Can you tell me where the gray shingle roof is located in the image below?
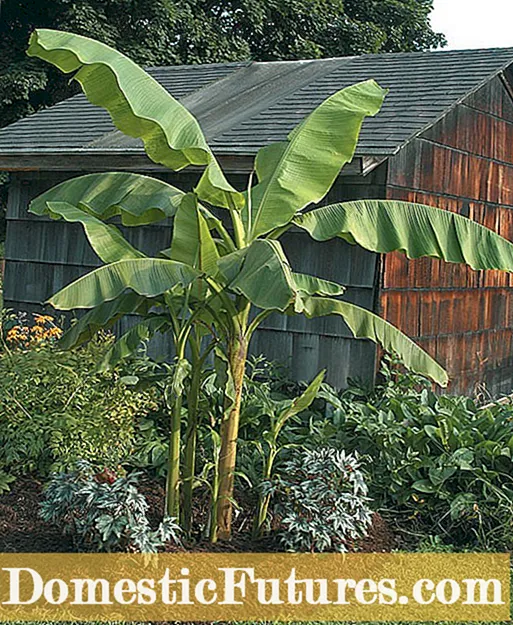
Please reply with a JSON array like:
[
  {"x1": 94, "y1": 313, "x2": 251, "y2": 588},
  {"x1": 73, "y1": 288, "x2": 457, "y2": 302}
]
[
  {"x1": 1, "y1": 47, "x2": 513, "y2": 160},
  {"x1": 0, "y1": 62, "x2": 248, "y2": 153}
]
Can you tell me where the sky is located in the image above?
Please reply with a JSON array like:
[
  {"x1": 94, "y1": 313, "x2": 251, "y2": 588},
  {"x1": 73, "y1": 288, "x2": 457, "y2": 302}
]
[{"x1": 431, "y1": 0, "x2": 513, "y2": 50}]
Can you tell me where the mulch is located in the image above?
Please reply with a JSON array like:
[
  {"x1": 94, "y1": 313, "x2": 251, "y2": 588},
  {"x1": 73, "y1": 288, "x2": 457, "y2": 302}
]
[
  {"x1": 0, "y1": 475, "x2": 397, "y2": 553},
  {"x1": 0, "y1": 475, "x2": 74, "y2": 552}
]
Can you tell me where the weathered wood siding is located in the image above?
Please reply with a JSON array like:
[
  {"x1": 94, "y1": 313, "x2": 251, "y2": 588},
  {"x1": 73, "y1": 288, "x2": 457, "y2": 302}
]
[
  {"x1": 4, "y1": 167, "x2": 385, "y2": 388},
  {"x1": 382, "y1": 74, "x2": 513, "y2": 395}
]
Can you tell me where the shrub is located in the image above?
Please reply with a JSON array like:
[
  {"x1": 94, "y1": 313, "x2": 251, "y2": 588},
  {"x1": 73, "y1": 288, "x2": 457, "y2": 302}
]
[
  {"x1": 0, "y1": 316, "x2": 159, "y2": 481},
  {"x1": 310, "y1": 358, "x2": 513, "y2": 549},
  {"x1": 128, "y1": 416, "x2": 169, "y2": 478},
  {"x1": 4, "y1": 311, "x2": 63, "y2": 347},
  {"x1": 40, "y1": 460, "x2": 181, "y2": 553},
  {"x1": 267, "y1": 448, "x2": 373, "y2": 552}
]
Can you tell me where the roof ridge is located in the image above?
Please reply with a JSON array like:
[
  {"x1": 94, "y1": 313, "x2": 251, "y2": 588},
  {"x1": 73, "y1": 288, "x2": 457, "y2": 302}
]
[
  {"x1": 351, "y1": 46, "x2": 513, "y2": 60},
  {"x1": 144, "y1": 47, "x2": 513, "y2": 72},
  {"x1": 145, "y1": 60, "x2": 252, "y2": 71}
]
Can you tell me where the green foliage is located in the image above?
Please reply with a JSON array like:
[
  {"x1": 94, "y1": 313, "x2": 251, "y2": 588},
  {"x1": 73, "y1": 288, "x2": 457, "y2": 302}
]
[
  {"x1": 296, "y1": 199, "x2": 513, "y2": 272},
  {"x1": 122, "y1": 357, "x2": 183, "y2": 479},
  {"x1": 0, "y1": 324, "x2": 158, "y2": 480},
  {"x1": 301, "y1": 297, "x2": 449, "y2": 386},
  {"x1": 0, "y1": 470, "x2": 15, "y2": 494},
  {"x1": 0, "y1": 0, "x2": 182, "y2": 128},
  {"x1": 267, "y1": 447, "x2": 373, "y2": 552},
  {"x1": 0, "y1": 0, "x2": 445, "y2": 274},
  {"x1": 247, "y1": 81, "x2": 385, "y2": 238},
  {"x1": 231, "y1": 361, "x2": 326, "y2": 537},
  {"x1": 0, "y1": 0, "x2": 445, "y2": 130},
  {"x1": 302, "y1": 358, "x2": 513, "y2": 549},
  {"x1": 129, "y1": 416, "x2": 169, "y2": 477},
  {"x1": 40, "y1": 460, "x2": 181, "y2": 552},
  {"x1": 30, "y1": 172, "x2": 185, "y2": 225},
  {"x1": 229, "y1": 355, "x2": 513, "y2": 550}
]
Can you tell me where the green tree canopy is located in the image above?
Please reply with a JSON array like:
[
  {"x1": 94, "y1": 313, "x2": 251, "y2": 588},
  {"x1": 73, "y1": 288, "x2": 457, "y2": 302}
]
[{"x1": 0, "y1": 0, "x2": 445, "y2": 128}]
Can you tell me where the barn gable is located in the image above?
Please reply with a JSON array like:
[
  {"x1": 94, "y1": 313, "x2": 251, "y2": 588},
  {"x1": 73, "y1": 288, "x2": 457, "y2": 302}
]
[{"x1": 383, "y1": 70, "x2": 513, "y2": 395}]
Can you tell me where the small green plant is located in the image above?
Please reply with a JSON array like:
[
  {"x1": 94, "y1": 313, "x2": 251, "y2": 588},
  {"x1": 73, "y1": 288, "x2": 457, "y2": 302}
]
[
  {"x1": 129, "y1": 416, "x2": 169, "y2": 477},
  {"x1": 40, "y1": 461, "x2": 181, "y2": 553},
  {"x1": 0, "y1": 470, "x2": 15, "y2": 494},
  {"x1": 267, "y1": 448, "x2": 373, "y2": 552},
  {"x1": 416, "y1": 535, "x2": 458, "y2": 553},
  {"x1": 244, "y1": 368, "x2": 326, "y2": 538}
]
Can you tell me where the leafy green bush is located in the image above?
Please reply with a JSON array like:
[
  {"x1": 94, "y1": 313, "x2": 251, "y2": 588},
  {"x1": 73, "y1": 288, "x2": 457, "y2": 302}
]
[
  {"x1": 0, "y1": 323, "x2": 159, "y2": 481},
  {"x1": 40, "y1": 461, "x2": 181, "y2": 552},
  {"x1": 267, "y1": 448, "x2": 372, "y2": 552},
  {"x1": 304, "y1": 359, "x2": 513, "y2": 549}
]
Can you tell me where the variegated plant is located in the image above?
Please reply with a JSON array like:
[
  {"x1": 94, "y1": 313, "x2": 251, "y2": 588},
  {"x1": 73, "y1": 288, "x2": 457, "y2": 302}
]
[{"x1": 28, "y1": 29, "x2": 513, "y2": 541}]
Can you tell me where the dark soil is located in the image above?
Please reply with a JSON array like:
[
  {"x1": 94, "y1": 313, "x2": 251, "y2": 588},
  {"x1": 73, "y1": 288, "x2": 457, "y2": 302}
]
[
  {"x1": 0, "y1": 476, "x2": 396, "y2": 553},
  {"x1": 360, "y1": 512, "x2": 397, "y2": 552},
  {"x1": 0, "y1": 476, "x2": 74, "y2": 552}
]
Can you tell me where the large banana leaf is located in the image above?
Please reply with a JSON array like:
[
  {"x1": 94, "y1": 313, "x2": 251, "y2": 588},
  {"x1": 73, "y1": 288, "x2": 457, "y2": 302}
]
[
  {"x1": 170, "y1": 194, "x2": 220, "y2": 275},
  {"x1": 217, "y1": 245, "x2": 346, "y2": 310},
  {"x1": 59, "y1": 292, "x2": 151, "y2": 350},
  {"x1": 296, "y1": 200, "x2": 513, "y2": 271},
  {"x1": 45, "y1": 201, "x2": 144, "y2": 264},
  {"x1": 247, "y1": 80, "x2": 386, "y2": 239},
  {"x1": 301, "y1": 296, "x2": 448, "y2": 387},
  {"x1": 292, "y1": 273, "x2": 345, "y2": 297},
  {"x1": 218, "y1": 240, "x2": 295, "y2": 310},
  {"x1": 100, "y1": 316, "x2": 170, "y2": 371},
  {"x1": 27, "y1": 30, "x2": 243, "y2": 209},
  {"x1": 30, "y1": 172, "x2": 185, "y2": 226},
  {"x1": 49, "y1": 259, "x2": 200, "y2": 309}
]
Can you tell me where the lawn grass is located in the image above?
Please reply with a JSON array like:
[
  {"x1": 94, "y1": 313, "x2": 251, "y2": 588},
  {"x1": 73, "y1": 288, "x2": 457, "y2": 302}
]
[{"x1": 0, "y1": 620, "x2": 511, "y2": 625}]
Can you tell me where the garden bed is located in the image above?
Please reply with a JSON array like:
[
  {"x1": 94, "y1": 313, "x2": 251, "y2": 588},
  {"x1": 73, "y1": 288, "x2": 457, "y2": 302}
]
[{"x1": 0, "y1": 476, "x2": 396, "y2": 554}]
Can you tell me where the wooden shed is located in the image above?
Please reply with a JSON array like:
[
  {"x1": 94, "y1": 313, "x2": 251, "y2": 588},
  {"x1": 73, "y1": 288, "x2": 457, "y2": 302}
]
[{"x1": 1, "y1": 47, "x2": 513, "y2": 395}]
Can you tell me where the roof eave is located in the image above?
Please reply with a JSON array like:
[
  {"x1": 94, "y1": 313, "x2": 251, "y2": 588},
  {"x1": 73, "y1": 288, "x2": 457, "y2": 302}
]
[{"x1": 0, "y1": 150, "x2": 368, "y2": 176}]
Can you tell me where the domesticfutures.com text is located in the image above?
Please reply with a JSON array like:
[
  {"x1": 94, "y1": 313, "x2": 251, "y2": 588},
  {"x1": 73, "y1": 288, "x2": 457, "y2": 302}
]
[{"x1": 1, "y1": 566, "x2": 505, "y2": 607}]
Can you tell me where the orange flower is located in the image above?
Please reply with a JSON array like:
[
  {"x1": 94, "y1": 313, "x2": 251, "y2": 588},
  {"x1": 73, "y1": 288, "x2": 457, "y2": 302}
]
[
  {"x1": 33, "y1": 314, "x2": 54, "y2": 324},
  {"x1": 4, "y1": 314, "x2": 63, "y2": 348}
]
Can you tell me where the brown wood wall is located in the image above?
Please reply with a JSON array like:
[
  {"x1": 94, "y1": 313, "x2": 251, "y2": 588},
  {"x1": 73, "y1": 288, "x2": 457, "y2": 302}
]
[{"x1": 382, "y1": 75, "x2": 513, "y2": 395}]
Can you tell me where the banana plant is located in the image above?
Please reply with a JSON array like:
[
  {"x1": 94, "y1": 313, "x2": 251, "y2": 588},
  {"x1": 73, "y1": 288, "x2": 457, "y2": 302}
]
[{"x1": 27, "y1": 29, "x2": 513, "y2": 541}]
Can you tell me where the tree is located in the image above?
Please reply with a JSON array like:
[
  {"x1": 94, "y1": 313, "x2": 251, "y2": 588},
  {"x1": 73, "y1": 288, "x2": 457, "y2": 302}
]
[
  {"x1": 0, "y1": 0, "x2": 445, "y2": 129},
  {"x1": 29, "y1": 30, "x2": 513, "y2": 541},
  {"x1": 0, "y1": 0, "x2": 181, "y2": 127},
  {"x1": 180, "y1": 0, "x2": 446, "y2": 62}
]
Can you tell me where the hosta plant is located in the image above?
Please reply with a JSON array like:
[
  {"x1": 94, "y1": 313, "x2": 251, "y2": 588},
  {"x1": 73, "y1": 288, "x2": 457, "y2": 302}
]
[
  {"x1": 267, "y1": 448, "x2": 372, "y2": 552},
  {"x1": 27, "y1": 29, "x2": 513, "y2": 541},
  {"x1": 40, "y1": 461, "x2": 181, "y2": 553}
]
